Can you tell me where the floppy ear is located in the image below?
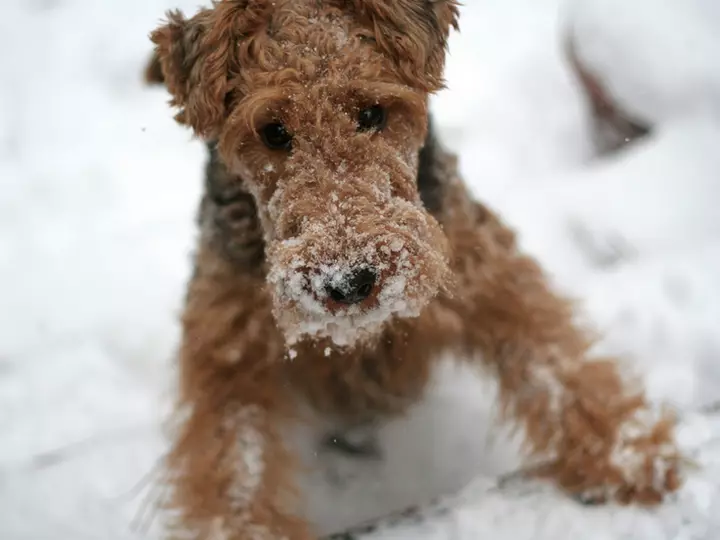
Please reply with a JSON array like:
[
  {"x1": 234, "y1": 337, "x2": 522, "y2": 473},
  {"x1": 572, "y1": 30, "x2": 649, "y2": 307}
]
[
  {"x1": 150, "y1": 8, "x2": 221, "y2": 138},
  {"x1": 149, "y1": 2, "x2": 270, "y2": 139},
  {"x1": 351, "y1": 0, "x2": 460, "y2": 92},
  {"x1": 143, "y1": 51, "x2": 165, "y2": 85}
]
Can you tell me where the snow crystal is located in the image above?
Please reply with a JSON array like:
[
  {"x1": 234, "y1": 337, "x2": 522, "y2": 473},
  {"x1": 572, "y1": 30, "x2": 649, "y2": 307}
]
[{"x1": 389, "y1": 238, "x2": 405, "y2": 253}]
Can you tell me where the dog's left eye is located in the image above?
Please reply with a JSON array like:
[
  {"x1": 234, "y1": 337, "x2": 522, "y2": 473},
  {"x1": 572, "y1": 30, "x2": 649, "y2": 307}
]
[
  {"x1": 357, "y1": 105, "x2": 387, "y2": 132},
  {"x1": 260, "y1": 122, "x2": 293, "y2": 150}
]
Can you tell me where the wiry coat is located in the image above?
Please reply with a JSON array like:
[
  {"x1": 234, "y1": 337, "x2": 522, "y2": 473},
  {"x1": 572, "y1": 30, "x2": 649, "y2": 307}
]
[{"x1": 146, "y1": 1, "x2": 682, "y2": 538}]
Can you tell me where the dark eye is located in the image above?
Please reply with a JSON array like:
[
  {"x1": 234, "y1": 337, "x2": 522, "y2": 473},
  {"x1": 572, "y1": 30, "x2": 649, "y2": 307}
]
[
  {"x1": 357, "y1": 105, "x2": 387, "y2": 132},
  {"x1": 260, "y1": 122, "x2": 293, "y2": 150}
]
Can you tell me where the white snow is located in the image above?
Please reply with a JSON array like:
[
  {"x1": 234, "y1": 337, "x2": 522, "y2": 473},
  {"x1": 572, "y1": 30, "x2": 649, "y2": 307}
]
[
  {"x1": 564, "y1": 0, "x2": 720, "y2": 125},
  {"x1": 287, "y1": 358, "x2": 523, "y2": 536},
  {"x1": 1, "y1": 0, "x2": 720, "y2": 539}
]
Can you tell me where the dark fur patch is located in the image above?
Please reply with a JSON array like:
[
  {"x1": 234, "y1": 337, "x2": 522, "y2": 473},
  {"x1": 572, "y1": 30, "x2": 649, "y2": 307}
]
[
  {"x1": 199, "y1": 142, "x2": 265, "y2": 269},
  {"x1": 416, "y1": 117, "x2": 444, "y2": 214}
]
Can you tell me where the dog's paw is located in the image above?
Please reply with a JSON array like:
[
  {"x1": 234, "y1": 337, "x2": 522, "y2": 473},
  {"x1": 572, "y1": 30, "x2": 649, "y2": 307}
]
[
  {"x1": 610, "y1": 436, "x2": 682, "y2": 505},
  {"x1": 578, "y1": 411, "x2": 683, "y2": 506}
]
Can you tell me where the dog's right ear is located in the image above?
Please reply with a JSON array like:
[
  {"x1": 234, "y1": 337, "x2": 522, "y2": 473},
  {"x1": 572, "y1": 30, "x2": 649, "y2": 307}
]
[
  {"x1": 150, "y1": 9, "x2": 226, "y2": 139},
  {"x1": 350, "y1": 0, "x2": 460, "y2": 92},
  {"x1": 149, "y1": 4, "x2": 270, "y2": 139},
  {"x1": 143, "y1": 51, "x2": 165, "y2": 85}
]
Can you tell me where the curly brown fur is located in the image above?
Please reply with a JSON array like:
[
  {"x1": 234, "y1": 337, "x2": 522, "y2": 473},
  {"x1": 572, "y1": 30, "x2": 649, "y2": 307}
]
[{"x1": 147, "y1": 1, "x2": 682, "y2": 538}]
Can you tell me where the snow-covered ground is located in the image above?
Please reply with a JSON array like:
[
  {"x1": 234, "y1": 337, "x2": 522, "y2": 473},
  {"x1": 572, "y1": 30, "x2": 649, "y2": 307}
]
[{"x1": 1, "y1": 0, "x2": 719, "y2": 538}]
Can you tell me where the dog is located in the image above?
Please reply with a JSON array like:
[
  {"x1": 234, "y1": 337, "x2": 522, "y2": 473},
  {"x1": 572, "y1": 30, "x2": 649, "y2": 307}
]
[{"x1": 145, "y1": 1, "x2": 682, "y2": 538}]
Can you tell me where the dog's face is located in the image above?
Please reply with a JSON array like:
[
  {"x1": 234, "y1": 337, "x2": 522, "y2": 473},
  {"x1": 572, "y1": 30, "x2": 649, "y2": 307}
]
[{"x1": 151, "y1": 0, "x2": 459, "y2": 347}]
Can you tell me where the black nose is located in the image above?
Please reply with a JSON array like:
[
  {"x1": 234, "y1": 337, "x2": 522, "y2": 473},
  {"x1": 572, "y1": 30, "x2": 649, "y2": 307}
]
[{"x1": 325, "y1": 268, "x2": 377, "y2": 305}]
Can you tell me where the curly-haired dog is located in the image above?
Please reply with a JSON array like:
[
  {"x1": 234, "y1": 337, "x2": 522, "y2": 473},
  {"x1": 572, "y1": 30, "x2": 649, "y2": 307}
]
[{"x1": 146, "y1": 1, "x2": 682, "y2": 538}]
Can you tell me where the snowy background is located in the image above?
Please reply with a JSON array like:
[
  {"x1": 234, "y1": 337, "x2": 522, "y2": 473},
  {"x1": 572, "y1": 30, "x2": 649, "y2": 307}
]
[{"x1": 1, "y1": 0, "x2": 720, "y2": 538}]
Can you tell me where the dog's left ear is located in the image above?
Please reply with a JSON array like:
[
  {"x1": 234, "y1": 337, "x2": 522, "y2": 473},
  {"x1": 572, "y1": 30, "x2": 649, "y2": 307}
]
[{"x1": 351, "y1": 0, "x2": 460, "y2": 92}]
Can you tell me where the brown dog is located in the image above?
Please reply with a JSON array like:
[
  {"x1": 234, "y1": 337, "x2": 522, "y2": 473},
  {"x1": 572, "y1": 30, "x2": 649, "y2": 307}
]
[{"x1": 146, "y1": 1, "x2": 682, "y2": 538}]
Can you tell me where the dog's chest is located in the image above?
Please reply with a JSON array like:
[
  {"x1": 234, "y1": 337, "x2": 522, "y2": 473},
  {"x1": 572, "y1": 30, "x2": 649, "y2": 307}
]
[
  {"x1": 284, "y1": 341, "x2": 435, "y2": 422},
  {"x1": 281, "y1": 357, "x2": 525, "y2": 536}
]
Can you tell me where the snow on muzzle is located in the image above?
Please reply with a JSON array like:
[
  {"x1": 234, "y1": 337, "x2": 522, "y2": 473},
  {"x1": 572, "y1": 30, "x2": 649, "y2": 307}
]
[{"x1": 266, "y1": 186, "x2": 451, "y2": 348}]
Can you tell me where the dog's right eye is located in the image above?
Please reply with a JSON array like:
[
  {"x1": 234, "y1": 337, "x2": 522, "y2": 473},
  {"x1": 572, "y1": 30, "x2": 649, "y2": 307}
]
[
  {"x1": 357, "y1": 105, "x2": 387, "y2": 132},
  {"x1": 260, "y1": 123, "x2": 293, "y2": 151}
]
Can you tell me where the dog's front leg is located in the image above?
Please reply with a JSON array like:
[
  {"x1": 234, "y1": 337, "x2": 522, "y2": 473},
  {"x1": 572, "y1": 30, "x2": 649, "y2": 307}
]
[
  {"x1": 164, "y1": 393, "x2": 312, "y2": 540},
  {"x1": 163, "y1": 264, "x2": 314, "y2": 540},
  {"x1": 453, "y1": 216, "x2": 683, "y2": 504}
]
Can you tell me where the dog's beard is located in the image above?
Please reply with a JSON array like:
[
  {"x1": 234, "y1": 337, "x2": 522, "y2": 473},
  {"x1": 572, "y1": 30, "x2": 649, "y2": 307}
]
[{"x1": 266, "y1": 204, "x2": 451, "y2": 348}]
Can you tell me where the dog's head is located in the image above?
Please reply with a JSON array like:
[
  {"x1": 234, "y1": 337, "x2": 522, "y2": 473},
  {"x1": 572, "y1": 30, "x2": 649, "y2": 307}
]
[{"x1": 150, "y1": 0, "x2": 459, "y2": 347}]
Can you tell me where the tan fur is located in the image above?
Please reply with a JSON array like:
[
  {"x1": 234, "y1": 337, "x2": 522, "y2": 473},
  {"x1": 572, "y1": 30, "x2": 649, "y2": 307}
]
[{"x1": 147, "y1": 1, "x2": 682, "y2": 538}]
